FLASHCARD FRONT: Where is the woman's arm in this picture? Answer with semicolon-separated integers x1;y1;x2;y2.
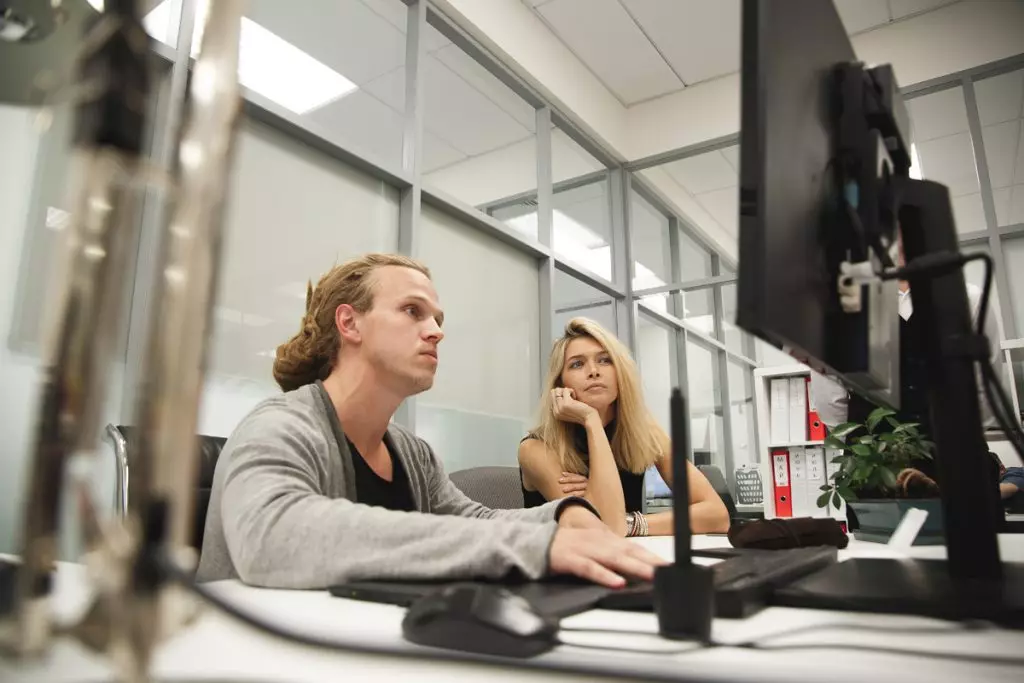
644;433;730;534
518;423;628;536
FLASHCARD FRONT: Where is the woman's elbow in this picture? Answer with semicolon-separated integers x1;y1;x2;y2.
708;498;731;533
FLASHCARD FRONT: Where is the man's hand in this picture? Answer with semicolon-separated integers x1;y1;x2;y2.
559;472;588;496
557;503;606;531
896;468;939;495
549;526;667;588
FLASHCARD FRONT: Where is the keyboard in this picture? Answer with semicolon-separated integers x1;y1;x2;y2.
597;546;838;618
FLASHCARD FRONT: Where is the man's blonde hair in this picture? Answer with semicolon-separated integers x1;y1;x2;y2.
272;253;430;391
530;317;664;475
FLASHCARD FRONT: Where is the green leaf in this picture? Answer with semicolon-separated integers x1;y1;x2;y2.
824;436;847;450
832;493;842;510
851;444;872;456
886;417;900;429
839;485;857;502
819;484;832;491
857;435;875;444
892;422;921;434
877;442;888;453
879;433;898;442
816;491;832;508
830;455;846;464
879;467;898;490
830;423;862;439
867;407;896;432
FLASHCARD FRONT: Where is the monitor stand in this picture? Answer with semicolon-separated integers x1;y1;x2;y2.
777;174;1024;627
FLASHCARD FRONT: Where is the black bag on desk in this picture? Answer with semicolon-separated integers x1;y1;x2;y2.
728;517;849;550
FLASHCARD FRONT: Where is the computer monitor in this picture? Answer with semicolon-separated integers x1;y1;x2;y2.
736;0;902;410
737;0;1024;624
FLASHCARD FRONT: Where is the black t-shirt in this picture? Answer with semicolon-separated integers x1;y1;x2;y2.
520;419;646;513
348;438;416;512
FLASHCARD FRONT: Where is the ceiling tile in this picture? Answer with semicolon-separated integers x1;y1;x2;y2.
1000;185;1024;226
360;0;452;52
906;87;968;142
538;0;683;104
915;132;979;196
422;57;534;156
422;133;467;173
433;44;536;132
1015;120;1024;186
889;0;957;20
622;0;740;85
553;129;606;182
994;186;1011;225
720;145;740;171
951;192;986;234
246;0;405;85
832;0;890;34
363;54;533;158
663;150;737;194
304;90;404;168
982;120;1020;190
695;186;738;236
974;69;1024;127
362;64;406;112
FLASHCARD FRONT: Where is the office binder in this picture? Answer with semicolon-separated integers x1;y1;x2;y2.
788;376;807;442
806;377;826;440
770;378;789;444
789;447;808;517
805;447;828;518
771;449;793;518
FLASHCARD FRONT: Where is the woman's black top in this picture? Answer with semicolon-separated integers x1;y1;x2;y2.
520;419;647;513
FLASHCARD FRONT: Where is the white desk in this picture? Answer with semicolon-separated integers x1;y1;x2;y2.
3;536;1024;683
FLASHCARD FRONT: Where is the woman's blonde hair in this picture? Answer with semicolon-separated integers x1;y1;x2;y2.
531;317;664;475
272;253;430;392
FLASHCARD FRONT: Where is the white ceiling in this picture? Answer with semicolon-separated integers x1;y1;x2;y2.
658;144;740;240
523;0;960;106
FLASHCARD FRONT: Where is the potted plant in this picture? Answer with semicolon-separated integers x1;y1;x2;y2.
817;407;943;544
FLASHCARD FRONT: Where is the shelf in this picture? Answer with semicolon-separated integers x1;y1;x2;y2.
768;440;825;449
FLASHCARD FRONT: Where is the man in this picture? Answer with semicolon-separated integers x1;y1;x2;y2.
196;253;664;589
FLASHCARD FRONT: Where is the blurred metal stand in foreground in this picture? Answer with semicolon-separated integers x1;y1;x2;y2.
0;1;245;681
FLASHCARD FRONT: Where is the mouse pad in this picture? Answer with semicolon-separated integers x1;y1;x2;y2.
329;575;619;618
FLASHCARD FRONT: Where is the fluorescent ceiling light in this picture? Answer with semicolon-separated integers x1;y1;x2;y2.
139;0;357;114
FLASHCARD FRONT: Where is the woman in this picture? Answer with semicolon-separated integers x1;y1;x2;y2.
518;317;730;537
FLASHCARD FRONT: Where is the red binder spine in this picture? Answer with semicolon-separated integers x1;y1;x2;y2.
772;449;793;518
806;376;825;440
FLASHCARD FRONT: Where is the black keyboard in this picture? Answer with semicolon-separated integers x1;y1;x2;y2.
597;546;838;618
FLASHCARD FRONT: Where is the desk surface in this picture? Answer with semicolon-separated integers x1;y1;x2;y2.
3;535;1024;683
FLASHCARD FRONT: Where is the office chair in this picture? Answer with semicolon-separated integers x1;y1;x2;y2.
449;466;524;509
697;464;739;520
104;424;227;550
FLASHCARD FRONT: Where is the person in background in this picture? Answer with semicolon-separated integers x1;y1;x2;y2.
197;254;665;590
1001;465;1024;512
809;247;1005;502
518;317;730;537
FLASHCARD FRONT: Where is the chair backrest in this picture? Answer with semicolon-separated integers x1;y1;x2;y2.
449;466;524;510
108;425;228;550
697;464;739;520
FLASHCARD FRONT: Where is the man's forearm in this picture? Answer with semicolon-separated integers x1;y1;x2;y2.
1001;482;1019;500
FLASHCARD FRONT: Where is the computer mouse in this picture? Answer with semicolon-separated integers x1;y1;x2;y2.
401;583;559;658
